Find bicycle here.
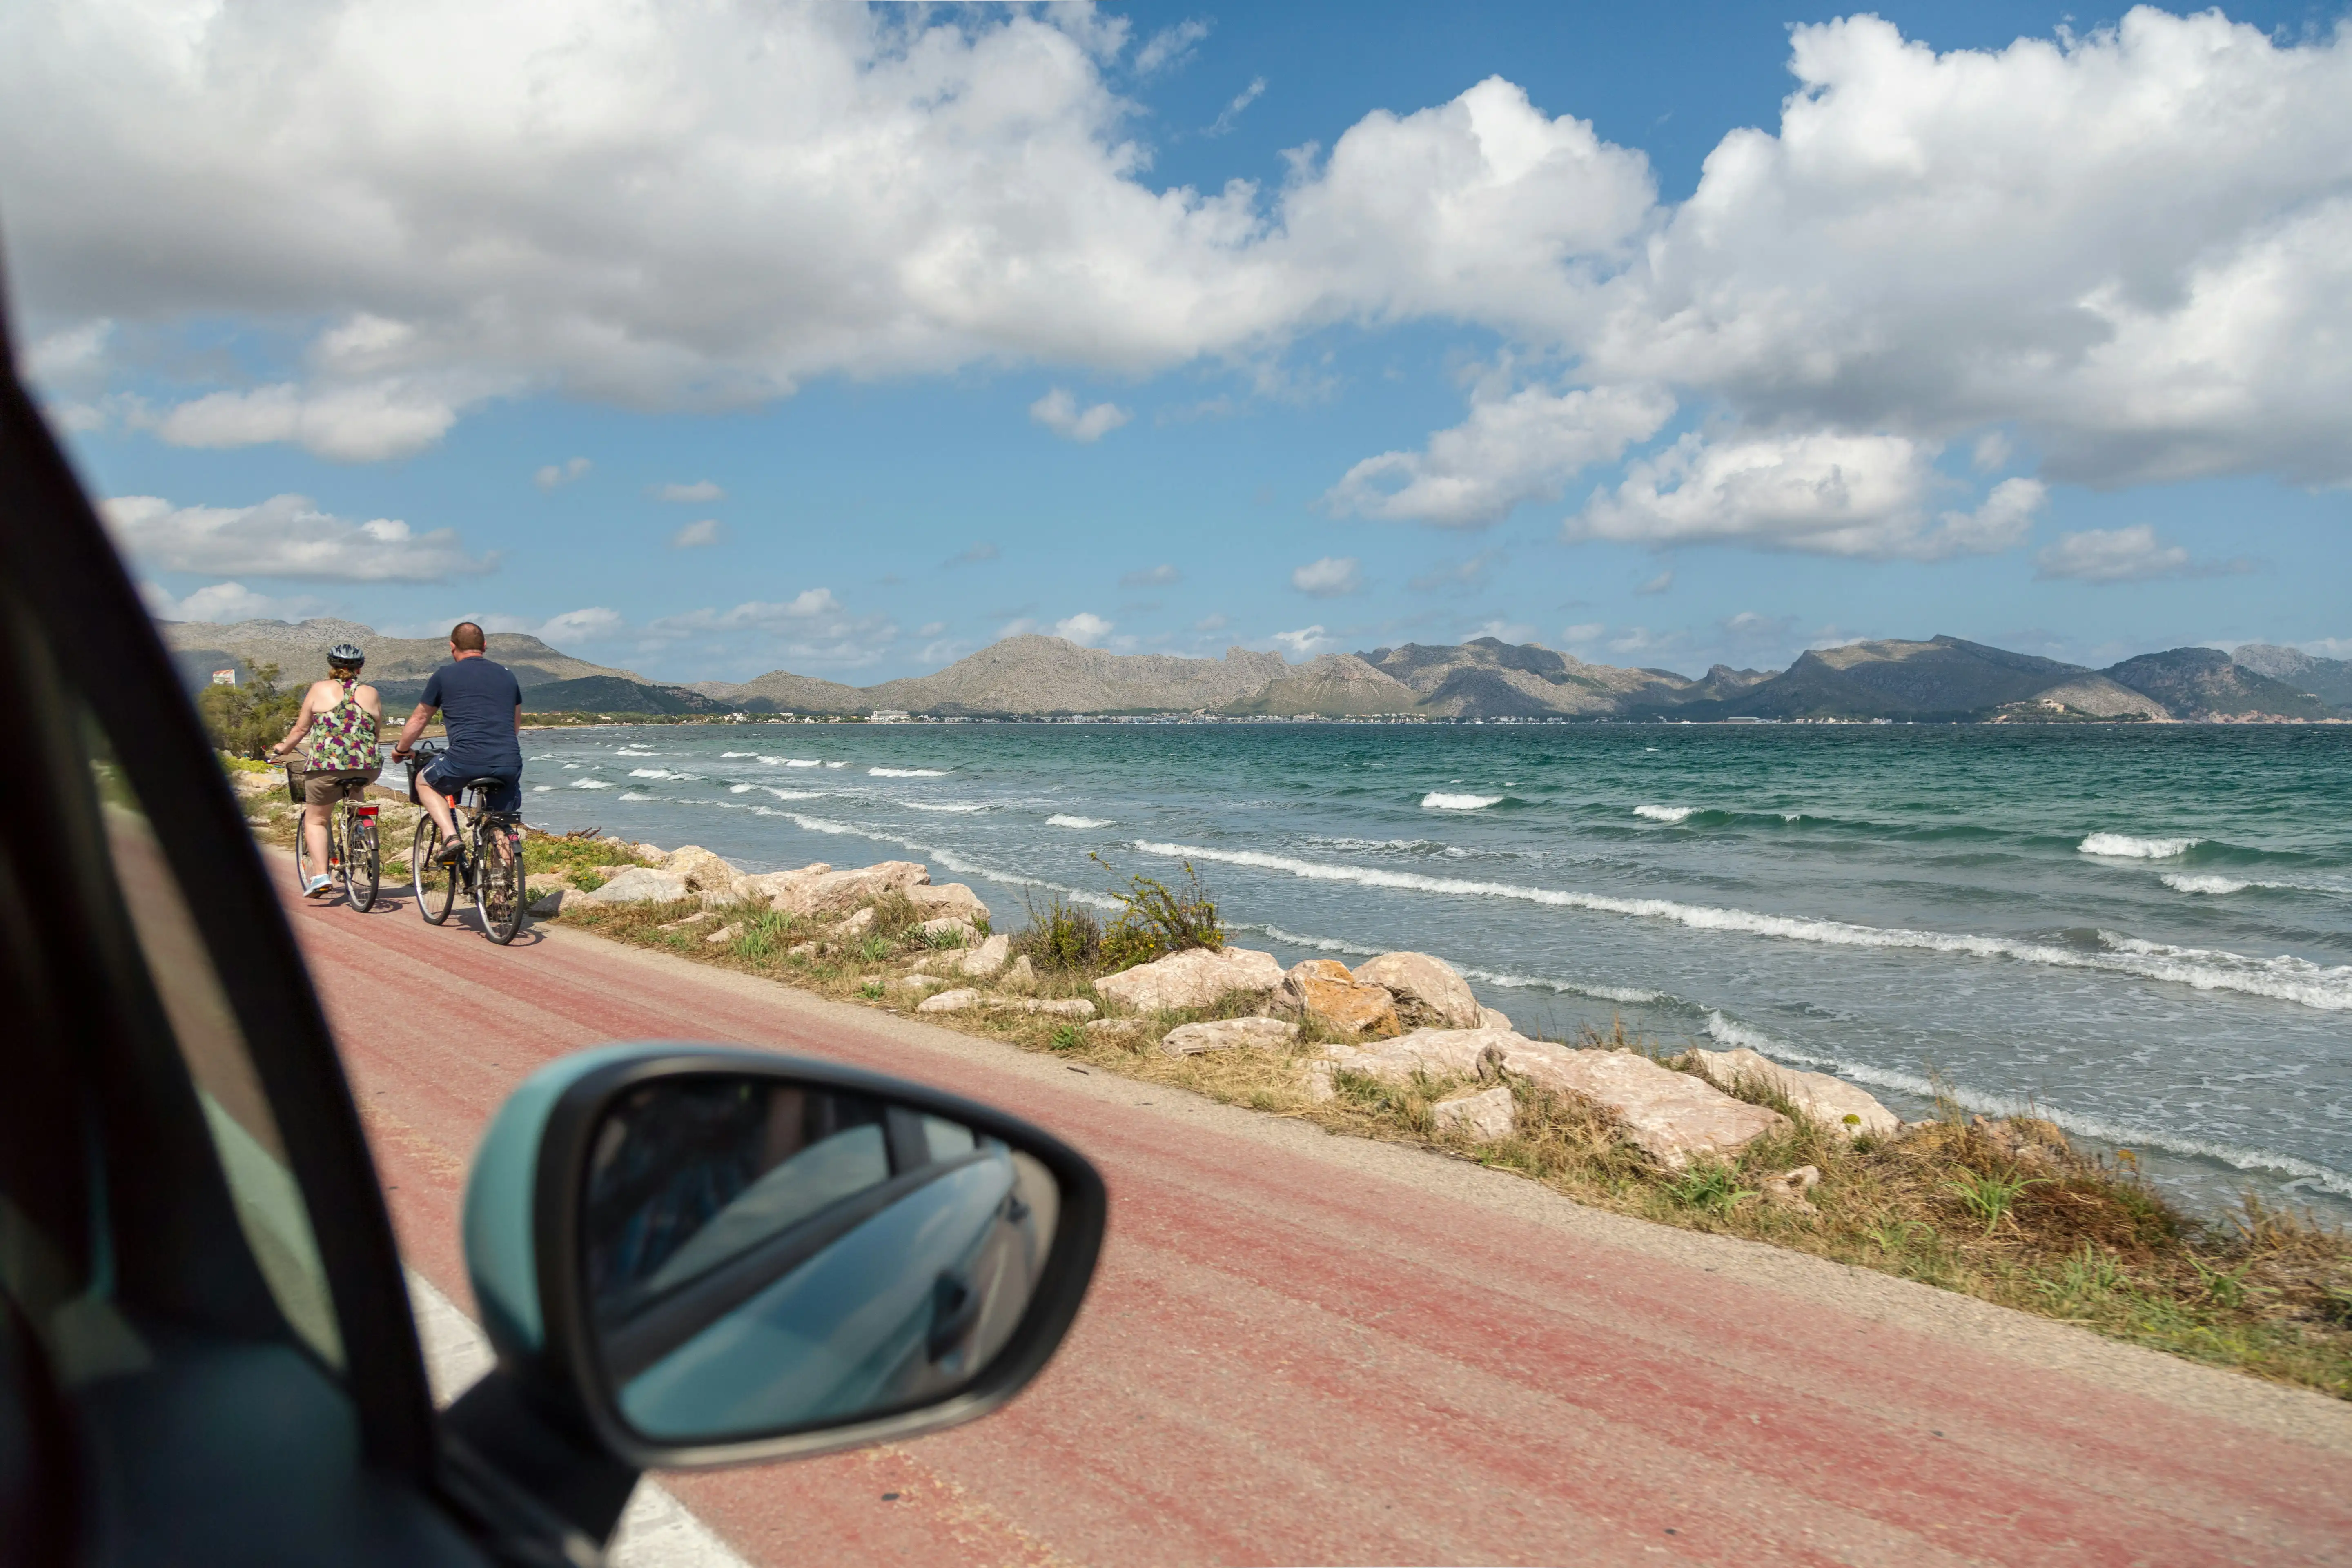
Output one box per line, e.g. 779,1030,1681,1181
286,765,381,912
401,742,528,944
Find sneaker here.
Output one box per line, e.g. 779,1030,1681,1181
302,874,334,898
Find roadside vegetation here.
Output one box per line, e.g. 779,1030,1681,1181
198,662,302,758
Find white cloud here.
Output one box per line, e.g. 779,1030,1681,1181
1052,612,1114,646
1194,612,1230,633
141,579,322,624
634,588,895,668
1121,563,1180,587
1030,389,1132,443
1972,432,2012,473
151,381,463,461
2033,523,2250,584
1290,556,1363,597
655,480,725,503
535,457,591,490
102,494,494,581
535,606,627,644
1635,569,1673,595
1325,380,1673,527
670,518,724,549
1561,622,1606,644
23,318,111,388
1570,433,2043,559
1205,77,1265,138
1270,625,1335,658
1134,19,1210,76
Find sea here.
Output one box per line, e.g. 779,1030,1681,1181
494,720,2352,1222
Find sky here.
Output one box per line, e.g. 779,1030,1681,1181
7,0,2352,685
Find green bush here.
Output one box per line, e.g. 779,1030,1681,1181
196,662,302,760
1091,855,1222,972
1011,893,1104,971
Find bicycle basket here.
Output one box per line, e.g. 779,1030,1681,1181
284,764,305,806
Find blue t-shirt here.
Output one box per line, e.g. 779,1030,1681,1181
421,657,523,774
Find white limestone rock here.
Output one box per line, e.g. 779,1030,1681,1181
584,867,689,904
914,916,980,946
1160,1017,1300,1058
1686,1047,1900,1141
1094,947,1284,1014
907,882,991,926
1352,952,1482,1030
764,860,931,918
916,988,980,1014
1477,1006,1514,1032
953,933,1013,978
1432,1086,1517,1142
1498,1044,1788,1170
662,845,743,894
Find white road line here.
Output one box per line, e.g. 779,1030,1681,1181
407,1271,753,1568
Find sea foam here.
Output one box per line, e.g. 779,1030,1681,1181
1422,792,1501,811
1633,804,1697,824
1130,840,2352,1013
2079,832,2199,859
1047,814,1113,829
2162,873,2250,895
871,767,947,777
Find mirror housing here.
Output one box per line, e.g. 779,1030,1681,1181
457,1044,1105,1471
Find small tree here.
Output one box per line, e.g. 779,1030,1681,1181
196,662,302,760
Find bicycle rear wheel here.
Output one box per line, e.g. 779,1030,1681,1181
412,815,457,924
474,818,526,944
343,807,380,912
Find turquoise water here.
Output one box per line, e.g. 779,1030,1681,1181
506,722,2352,1219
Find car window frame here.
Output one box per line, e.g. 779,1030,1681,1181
0,305,438,1479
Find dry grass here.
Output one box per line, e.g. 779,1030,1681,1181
537,889,2352,1399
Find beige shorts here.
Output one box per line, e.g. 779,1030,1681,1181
301,766,381,808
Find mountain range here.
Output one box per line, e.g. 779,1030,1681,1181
158,618,2352,724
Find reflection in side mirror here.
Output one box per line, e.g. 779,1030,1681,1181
458,1044,1105,1474
582,1078,1060,1443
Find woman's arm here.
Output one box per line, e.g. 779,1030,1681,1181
269,683,324,760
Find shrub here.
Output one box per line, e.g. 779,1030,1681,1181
196,662,302,760
1090,855,1222,972
1011,893,1104,971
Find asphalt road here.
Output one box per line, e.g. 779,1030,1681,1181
280,862,2352,1566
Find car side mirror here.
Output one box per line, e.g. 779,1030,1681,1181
457,1044,1106,1472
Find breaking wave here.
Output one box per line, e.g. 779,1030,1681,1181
871,767,947,777
569,778,613,790
1633,804,1697,824
1131,840,2352,1012
2163,873,2250,895
2080,832,2199,859
1047,814,1113,829
903,801,987,813
1422,792,1501,811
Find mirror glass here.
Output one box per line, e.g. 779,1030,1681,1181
579,1075,1061,1442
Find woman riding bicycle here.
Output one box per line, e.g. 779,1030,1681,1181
270,641,383,898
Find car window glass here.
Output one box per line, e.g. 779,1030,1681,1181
85,724,344,1370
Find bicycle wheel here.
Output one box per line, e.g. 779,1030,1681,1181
412,814,457,925
293,806,317,891
474,818,526,944
343,806,380,913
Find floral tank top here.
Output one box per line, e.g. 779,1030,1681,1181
309,677,379,772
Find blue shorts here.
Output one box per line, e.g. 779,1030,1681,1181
421,757,521,813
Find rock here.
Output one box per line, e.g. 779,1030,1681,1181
657,910,717,931
1432,1086,1517,1141
914,916,980,946
894,973,948,993
582,867,690,904
763,860,931,918
834,906,875,938
663,845,743,894
703,923,742,945
1160,1017,1300,1058
1352,952,1481,1030
954,933,1013,978
1971,1115,2070,1168
1477,1006,1514,1032
1320,1027,1521,1085
786,941,820,959
525,871,570,893
737,863,831,902
1085,1018,1148,1036
907,882,991,926
917,988,980,1014
1005,998,1096,1018
1005,955,1036,985
1760,1164,1822,1212
1094,946,1284,1013
633,842,670,866
525,886,567,917
1499,1045,1788,1170
1273,959,1401,1038
1686,1047,1900,1141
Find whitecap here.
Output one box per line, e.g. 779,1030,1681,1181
619,791,654,802
720,751,757,758
2079,831,2199,859
530,784,555,793
1130,839,2352,1012
786,759,822,768
570,779,614,790
628,768,689,780
730,783,756,794
904,801,987,813
763,788,825,801
1633,804,1697,824
1422,792,1501,811
824,761,849,768
871,767,947,777
2162,873,2250,895
1047,814,1113,829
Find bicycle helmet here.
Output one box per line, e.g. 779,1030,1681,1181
327,641,365,668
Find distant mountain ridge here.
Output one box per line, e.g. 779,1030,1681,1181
156,616,2351,723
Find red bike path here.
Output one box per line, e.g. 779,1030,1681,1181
276,863,2352,1566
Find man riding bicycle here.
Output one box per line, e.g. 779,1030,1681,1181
269,641,383,897
390,621,524,864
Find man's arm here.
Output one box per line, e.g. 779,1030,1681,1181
390,702,435,757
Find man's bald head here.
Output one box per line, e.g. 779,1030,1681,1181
450,621,487,653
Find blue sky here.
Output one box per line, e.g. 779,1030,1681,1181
8,0,2351,683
